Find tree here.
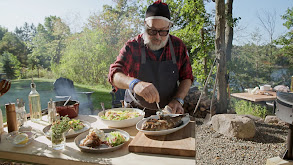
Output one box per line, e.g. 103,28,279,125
14,22,37,43
0,26,8,41
56,0,142,85
29,16,70,72
225,0,233,62
160,0,215,88
215,0,228,114
0,32,28,67
257,10,276,57
275,7,293,64
1,51,21,79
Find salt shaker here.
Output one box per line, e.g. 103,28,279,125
48,99,56,124
16,99,27,128
5,103,18,133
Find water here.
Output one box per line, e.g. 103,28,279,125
28,94,42,122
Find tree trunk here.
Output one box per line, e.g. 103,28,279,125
225,0,233,62
215,0,228,114
201,28,208,95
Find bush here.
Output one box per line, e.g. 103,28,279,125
231,98,270,119
22,67,56,79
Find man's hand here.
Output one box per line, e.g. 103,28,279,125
168,99,184,114
133,81,160,103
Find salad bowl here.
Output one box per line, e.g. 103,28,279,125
98,108,144,128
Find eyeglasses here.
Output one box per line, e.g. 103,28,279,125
146,24,169,36
146,29,169,36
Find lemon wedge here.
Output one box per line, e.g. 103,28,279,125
13,133,29,145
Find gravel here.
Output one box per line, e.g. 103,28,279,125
195,118,289,165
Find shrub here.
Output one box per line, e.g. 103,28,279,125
231,98,269,119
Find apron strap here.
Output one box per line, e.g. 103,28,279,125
140,37,146,64
168,37,176,64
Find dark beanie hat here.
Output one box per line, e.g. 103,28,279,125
145,0,171,22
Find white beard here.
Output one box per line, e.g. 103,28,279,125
143,32,169,51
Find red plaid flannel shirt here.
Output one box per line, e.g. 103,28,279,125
108,34,194,91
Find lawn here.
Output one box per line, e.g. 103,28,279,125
0,78,113,122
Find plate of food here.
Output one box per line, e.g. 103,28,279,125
136,113,190,136
74,128,129,153
98,108,144,128
6,131,35,147
43,119,91,138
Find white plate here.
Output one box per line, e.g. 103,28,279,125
136,114,190,136
43,120,91,139
6,131,35,147
74,129,129,153
98,108,145,128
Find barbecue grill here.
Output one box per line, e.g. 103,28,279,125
275,92,293,160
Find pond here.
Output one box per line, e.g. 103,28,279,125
0,79,93,122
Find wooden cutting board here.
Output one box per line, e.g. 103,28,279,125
128,120,195,157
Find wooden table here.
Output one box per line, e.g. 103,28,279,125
231,91,276,102
0,115,195,165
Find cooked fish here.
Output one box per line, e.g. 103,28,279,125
142,114,185,131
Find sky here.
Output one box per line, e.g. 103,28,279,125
0,0,292,45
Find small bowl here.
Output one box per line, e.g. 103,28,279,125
98,108,145,128
6,131,35,147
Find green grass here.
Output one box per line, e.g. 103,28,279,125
0,78,113,122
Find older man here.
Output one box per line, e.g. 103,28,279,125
108,0,193,117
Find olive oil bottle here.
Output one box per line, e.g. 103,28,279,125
28,79,42,122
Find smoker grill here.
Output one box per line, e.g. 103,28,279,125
275,92,293,160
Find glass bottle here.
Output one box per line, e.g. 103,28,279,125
48,99,56,124
28,79,42,122
16,98,27,128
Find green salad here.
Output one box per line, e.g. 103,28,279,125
101,110,141,120
107,132,126,147
68,119,85,131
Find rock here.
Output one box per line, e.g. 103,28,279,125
278,120,289,127
264,115,280,124
240,114,262,122
274,85,290,92
211,114,256,139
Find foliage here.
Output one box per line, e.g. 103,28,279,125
54,0,141,86
14,22,37,43
0,26,8,40
229,43,275,91
0,32,28,66
28,16,70,71
55,28,110,85
275,7,293,64
232,99,270,119
0,51,21,79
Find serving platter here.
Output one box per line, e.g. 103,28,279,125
74,128,130,153
43,120,91,139
136,114,190,136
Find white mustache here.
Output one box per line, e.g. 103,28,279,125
151,38,161,42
